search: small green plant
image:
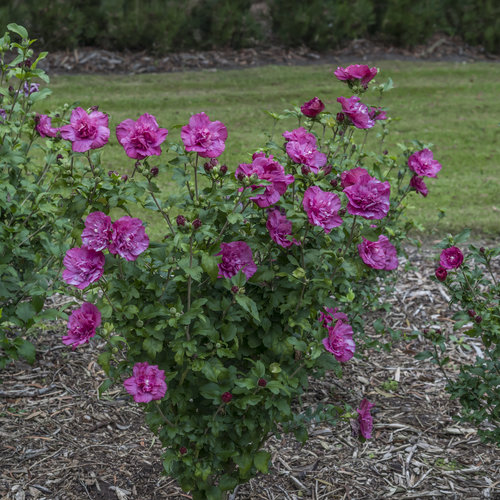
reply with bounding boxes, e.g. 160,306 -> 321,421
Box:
381,379 -> 399,392
418,231 -> 499,445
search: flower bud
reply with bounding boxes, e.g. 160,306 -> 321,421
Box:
150,166 -> 159,177
236,171 -> 245,181
176,215 -> 186,226
258,378 -> 267,387
56,154 -> 63,162
338,130 -> 344,137
467,309 -> 476,318
338,208 -> 346,217
301,165 -> 310,175
203,162 -> 213,172
210,158 -> 219,167
89,105 -> 99,112
336,112 -> 345,122
192,218 -> 202,230
108,170 -> 118,177
179,446 -> 187,455
435,266 -> 447,281
220,164 -> 228,175
221,392 -> 232,403
323,164 -> 332,175
330,178 -> 338,188
475,315 -> 483,324
231,286 -> 239,294
383,149 -> 388,155
121,174 -> 128,181
480,247 -> 485,254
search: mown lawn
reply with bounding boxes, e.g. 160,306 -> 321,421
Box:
41,61 -> 500,235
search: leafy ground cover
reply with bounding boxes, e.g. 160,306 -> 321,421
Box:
40,60 -> 500,236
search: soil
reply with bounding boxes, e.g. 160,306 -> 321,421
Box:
37,34 -> 500,76
1,242 -> 499,500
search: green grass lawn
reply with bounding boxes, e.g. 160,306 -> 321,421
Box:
42,61 -> 500,235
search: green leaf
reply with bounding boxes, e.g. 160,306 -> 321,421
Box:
201,254 -> 219,280
15,302 -> 36,324
234,453 -> 253,478
17,339 -> 35,364
7,23 -> 28,39
97,352 -> 112,373
415,351 -> 433,360
143,337 -> 163,357
235,295 -> 260,322
219,474 -> 238,491
98,378 -> 113,397
253,450 -> 270,473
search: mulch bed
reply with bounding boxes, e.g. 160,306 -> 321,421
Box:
1,240 -> 499,500
38,34 -> 500,76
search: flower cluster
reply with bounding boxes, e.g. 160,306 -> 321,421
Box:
435,246 -> 464,281
63,212 -> 149,290
320,309 -> 356,363
334,64 -> 378,89
337,96 -> 375,129
408,148 -> 442,198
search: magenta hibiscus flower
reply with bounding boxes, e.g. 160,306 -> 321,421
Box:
337,96 -> 375,129
236,154 -> 294,208
216,241 -> 257,279
116,113 -> 168,160
356,398 -> 375,439
59,107 -> 110,152
319,306 -> 349,328
123,362 -> 167,403
181,112 -> 228,158
409,175 -> 428,197
408,149 -> 442,178
439,246 -> 464,269
340,167 -> 370,189
322,320 -> 356,362
63,302 -> 101,349
283,127 -> 326,172
300,97 -> 325,118
344,174 -> 390,220
35,114 -> 59,138
303,186 -> 343,233
358,235 -> 398,270
108,216 -> 149,261
334,64 -> 377,89
62,247 -> 105,289
266,209 -> 300,248
81,211 -> 113,252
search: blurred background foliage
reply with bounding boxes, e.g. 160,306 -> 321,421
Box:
1,0 -> 499,53
0,0 -> 500,53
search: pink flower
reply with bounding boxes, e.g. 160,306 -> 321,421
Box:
340,167 -> 370,189
35,114 -> 59,138
337,96 -> 375,129
409,175 -> 428,197
334,65 -> 378,89
81,211 -> 113,251
181,112 -> 227,158
319,307 -> 348,327
63,302 -> 101,349
216,241 -> 257,280
62,247 -> 105,289
300,97 -> 325,117
356,398 -> 375,439
358,235 -> 398,270
266,209 -> 300,248
303,186 -> 343,233
322,320 -> 356,362
236,154 -> 294,207
59,107 -> 110,152
116,113 -> 168,160
344,174 -> 391,220
108,216 -> 149,261
283,128 -> 327,172
435,266 -> 447,281
123,362 -> 167,403
368,106 -> 387,121
439,247 -> 464,269
408,149 -> 442,178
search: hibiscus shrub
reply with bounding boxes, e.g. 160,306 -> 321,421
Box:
420,235 -> 499,444
57,62 -> 444,498
0,25 -> 147,367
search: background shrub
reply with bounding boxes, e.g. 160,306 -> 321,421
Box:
0,0 -> 499,54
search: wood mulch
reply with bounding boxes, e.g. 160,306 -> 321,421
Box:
37,34 -> 500,76
1,240 -> 499,500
